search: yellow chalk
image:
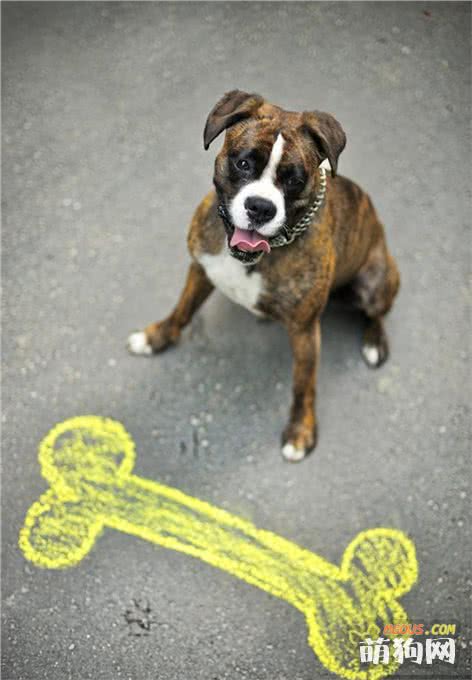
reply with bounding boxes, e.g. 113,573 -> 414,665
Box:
19,416 -> 418,679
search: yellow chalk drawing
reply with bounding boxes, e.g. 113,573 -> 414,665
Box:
19,416 -> 418,679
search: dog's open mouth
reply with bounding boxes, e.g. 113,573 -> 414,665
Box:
217,205 -> 271,264
229,227 -> 270,258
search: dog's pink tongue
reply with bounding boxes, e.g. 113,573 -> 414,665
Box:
230,227 -> 271,254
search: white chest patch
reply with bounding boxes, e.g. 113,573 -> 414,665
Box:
198,250 -> 264,316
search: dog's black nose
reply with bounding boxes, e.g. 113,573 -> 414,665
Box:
244,196 -> 277,224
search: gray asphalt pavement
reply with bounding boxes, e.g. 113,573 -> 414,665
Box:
2,2 -> 471,679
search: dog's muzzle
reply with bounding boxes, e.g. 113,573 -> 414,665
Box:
217,167 -> 327,265
217,205 -> 266,265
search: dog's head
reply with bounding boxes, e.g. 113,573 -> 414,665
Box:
204,90 -> 346,264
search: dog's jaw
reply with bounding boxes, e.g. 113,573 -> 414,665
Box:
229,243 -> 265,265
217,204 -> 266,266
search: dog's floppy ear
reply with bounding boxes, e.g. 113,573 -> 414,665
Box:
203,90 -> 264,150
302,111 -> 346,177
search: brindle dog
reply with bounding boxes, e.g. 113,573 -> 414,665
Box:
128,90 -> 400,462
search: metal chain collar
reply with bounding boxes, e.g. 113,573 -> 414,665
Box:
269,167 -> 327,248
217,166 -> 327,252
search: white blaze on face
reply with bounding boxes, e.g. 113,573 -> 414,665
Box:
229,134 -> 286,237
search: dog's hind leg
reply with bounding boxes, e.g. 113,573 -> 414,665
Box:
350,239 -> 400,368
127,262 -> 214,355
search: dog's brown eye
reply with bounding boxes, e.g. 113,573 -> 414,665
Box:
287,176 -> 304,188
236,159 -> 250,172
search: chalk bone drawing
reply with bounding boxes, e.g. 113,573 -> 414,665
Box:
19,416 -> 418,680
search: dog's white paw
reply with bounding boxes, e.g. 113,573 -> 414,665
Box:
127,331 -> 152,356
362,343 -> 380,367
281,442 -> 307,463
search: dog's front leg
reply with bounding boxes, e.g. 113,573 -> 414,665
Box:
281,318 -> 321,462
128,261 -> 214,355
